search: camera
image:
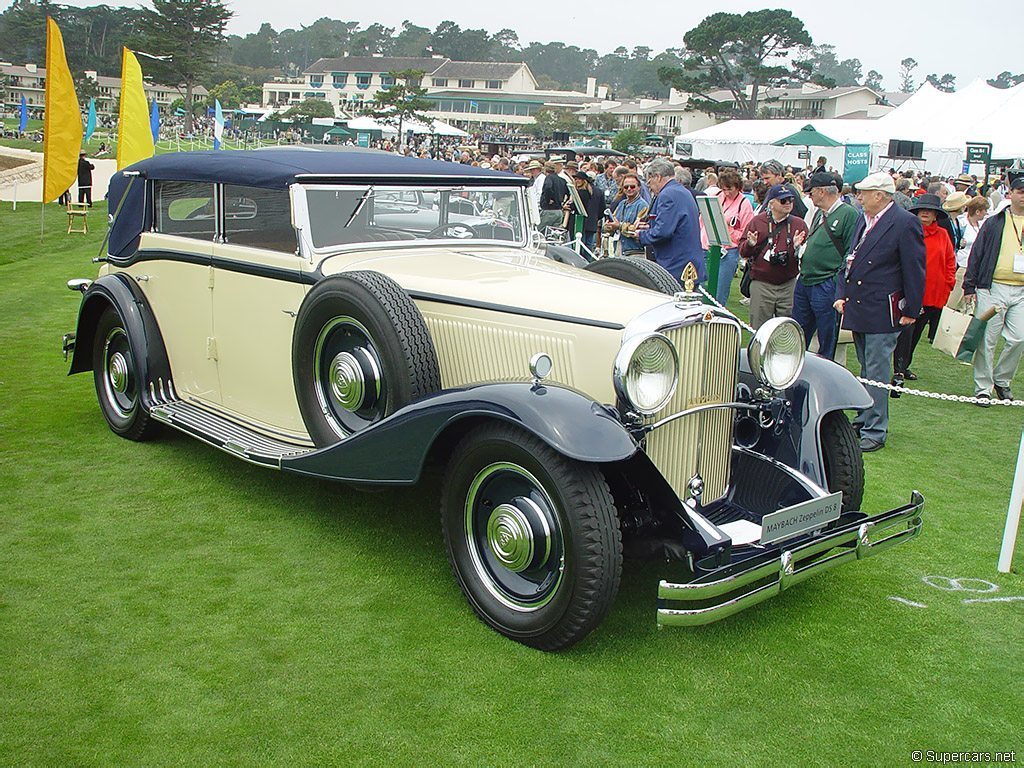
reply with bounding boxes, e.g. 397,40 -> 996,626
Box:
768,249 -> 790,266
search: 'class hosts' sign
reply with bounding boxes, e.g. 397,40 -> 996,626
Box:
844,145 -> 871,184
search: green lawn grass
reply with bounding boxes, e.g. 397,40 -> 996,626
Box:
1,202 -> 1021,765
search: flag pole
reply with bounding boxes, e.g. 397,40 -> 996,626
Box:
997,427 -> 1024,573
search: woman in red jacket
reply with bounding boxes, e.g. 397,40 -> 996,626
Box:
893,194 -> 957,385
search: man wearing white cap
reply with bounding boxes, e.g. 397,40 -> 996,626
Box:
834,171 -> 926,452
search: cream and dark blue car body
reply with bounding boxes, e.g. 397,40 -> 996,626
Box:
63,148 -> 923,649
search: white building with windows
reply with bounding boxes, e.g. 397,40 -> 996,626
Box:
261,56 -> 600,128
1,61 -> 206,116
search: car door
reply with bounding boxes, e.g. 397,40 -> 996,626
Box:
137,180 -> 220,404
211,183 -> 310,440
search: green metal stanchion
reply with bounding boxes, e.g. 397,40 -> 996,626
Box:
705,245 -> 722,305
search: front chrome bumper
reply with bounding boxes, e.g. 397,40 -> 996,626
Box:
656,491 -> 924,626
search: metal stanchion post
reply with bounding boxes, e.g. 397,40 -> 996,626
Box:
997,427 -> 1024,573
705,244 -> 722,306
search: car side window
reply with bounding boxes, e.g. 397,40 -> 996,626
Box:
223,185 -> 296,253
155,181 -> 216,240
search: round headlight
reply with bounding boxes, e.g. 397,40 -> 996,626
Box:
614,333 -> 679,415
748,317 -> 805,390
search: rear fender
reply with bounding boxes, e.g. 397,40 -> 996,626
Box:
68,273 -> 171,408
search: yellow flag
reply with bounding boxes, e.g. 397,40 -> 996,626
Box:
117,47 -> 155,170
42,17 -> 82,204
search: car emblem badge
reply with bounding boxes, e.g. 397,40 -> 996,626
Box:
703,310 -> 714,322
680,262 -> 699,293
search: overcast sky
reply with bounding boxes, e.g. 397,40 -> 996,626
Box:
28,0 -> 1016,90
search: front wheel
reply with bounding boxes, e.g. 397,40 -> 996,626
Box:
821,411 -> 864,513
441,424 -> 622,650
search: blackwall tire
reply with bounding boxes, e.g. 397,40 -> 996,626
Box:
584,256 -> 680,294
441,423 -> 622,651
820,411 -> 864,513
91,307 -> 158,441
293,271 -> 441,447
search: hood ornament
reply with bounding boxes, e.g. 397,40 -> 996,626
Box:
673,262 -> 704,307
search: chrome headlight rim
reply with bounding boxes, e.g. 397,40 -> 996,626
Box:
747,317 -> 806,390
613,332 -> 679,415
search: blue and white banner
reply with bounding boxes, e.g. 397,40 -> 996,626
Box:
213,99 -> 224,150
18,95 -> 28,133
150,100 -> 160,143
84,97 -> 96,142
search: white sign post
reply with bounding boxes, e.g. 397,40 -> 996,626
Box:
997,428 -> 1024,573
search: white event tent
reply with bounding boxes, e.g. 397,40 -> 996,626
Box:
344,115 -> 469,137
674,80 -> 1024,178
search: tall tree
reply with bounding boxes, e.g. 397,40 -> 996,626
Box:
898,57 -> 918,93
925,73 -> 956,92
282,97 -> 333,119
864,69 -> 884,91
793,44 -> 862,87
391,21 -> 431,57
658,10 -> 813,118
366,69 -> 435,151
349,22 -> 394,56
132,0 -> 233,132
230,22 -> 279,69
987,71 -> 1024,89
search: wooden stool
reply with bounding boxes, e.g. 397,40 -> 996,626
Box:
66,203 -> 89,234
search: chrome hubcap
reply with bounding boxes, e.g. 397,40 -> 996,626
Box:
486,503 -> 535,572
464,462 -> 563,611
329,351 -> 365,411
108,351 -> 129,394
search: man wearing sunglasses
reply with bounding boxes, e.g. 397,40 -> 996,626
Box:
739,184 -> 808,329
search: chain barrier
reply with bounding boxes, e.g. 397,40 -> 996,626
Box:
696,285 -> 1024,407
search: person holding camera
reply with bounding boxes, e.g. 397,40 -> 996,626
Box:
739,185 -> 808,329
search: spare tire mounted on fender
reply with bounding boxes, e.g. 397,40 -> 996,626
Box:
583,256 -> 681,295
293,271 -> 441,446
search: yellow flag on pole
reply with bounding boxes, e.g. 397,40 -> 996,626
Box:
117,47 -> 155,170
42,16 -> 82,204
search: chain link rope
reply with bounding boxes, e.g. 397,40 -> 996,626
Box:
695,284 -> 1024,408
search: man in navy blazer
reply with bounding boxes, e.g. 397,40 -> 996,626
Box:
636,158 -> 706,283
834,171 -> 926,452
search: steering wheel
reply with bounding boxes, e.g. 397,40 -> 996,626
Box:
426,222 -> 477,239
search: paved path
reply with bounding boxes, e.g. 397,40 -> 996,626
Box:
0,149 -> 116,203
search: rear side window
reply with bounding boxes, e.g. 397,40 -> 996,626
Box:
155,181 -> 215,240
223,185 -> 296,253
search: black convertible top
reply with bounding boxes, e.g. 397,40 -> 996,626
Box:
106,147 -> 527,258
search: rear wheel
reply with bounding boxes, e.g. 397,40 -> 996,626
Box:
441,423 -> 622,650
91,307 -> 158,441
820,411 -> 864,513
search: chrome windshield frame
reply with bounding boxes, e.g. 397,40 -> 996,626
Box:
294,182 -> 530,255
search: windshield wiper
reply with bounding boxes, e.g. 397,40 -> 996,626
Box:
344,186 -> 374,228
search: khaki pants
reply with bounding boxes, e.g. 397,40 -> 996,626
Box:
974,282 -> 1024,395
749,277 -> 797,330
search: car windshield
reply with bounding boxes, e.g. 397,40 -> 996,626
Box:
303,185 -> 526,250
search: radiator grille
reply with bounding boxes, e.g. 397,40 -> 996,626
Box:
644,320 -> 740,503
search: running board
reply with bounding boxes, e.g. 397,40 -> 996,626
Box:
149,399 -> 314,467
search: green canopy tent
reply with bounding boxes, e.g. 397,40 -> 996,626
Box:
326,126 -> 353,137
772,124 -> 842,165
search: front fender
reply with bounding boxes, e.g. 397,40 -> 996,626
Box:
67,273 -> 171,408
281,382 -> 638,484
740,353 -> 871,487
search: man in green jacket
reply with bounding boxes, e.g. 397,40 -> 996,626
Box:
793,172 -> 858,358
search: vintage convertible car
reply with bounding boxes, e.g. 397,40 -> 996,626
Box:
62,148 -> 923,650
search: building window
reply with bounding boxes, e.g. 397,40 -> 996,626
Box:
432,78 -> 448,87
332,73 -> 348,87
356,74 -> 371,89
458,79 -> 474,89
379,75 -> 395,87
309,75 -> 323,88
486,80 -> 501,89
